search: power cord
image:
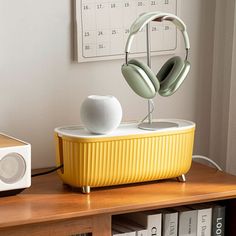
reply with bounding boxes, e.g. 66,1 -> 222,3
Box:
192,155 -> 222,171
31,156 -> 222,178
31,164 -> 64,177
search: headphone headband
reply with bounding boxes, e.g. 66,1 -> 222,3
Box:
125,11 -> 190,54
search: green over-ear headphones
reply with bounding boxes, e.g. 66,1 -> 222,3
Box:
121,12 -> 190,99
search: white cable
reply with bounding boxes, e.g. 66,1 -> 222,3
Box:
192,155 -> 223,171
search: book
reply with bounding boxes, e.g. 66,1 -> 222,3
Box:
113,215 -> 147,236
162,209 -> 178,236
124,210 -> 162,236
188,204 -> 212,236
211,204 -> 225,236
200,203 -> 225,236
173,206 -> 197,236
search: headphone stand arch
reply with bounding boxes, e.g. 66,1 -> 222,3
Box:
121,12 -> 191,131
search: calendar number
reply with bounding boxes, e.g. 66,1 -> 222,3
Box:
83,5 -> 89,10
97,4 -> 103,9
125,29 -> 130,34
138,2 -> 143,7
151,1 -> 157,6
84,32 -> 90,37
98,31 -> 104,36
78,0 -> 178,61
98,44 -> 105,49
152,26 -> 158,32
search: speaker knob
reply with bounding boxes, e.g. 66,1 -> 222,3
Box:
0,153 -> 26,184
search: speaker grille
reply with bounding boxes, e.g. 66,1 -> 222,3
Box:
0,153 -> 26,184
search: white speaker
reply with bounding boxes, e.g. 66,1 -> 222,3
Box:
0,133 -> 31,197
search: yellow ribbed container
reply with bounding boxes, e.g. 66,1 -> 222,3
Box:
55,120 -> 195,189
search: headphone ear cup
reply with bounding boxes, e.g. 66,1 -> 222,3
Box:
157,56 -> 190,96
129,59 -> 160,92
121,61 -> 156,99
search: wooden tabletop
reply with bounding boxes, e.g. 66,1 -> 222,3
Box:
1,162 -> 236,229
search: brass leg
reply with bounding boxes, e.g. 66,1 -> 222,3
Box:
82,186 -> 91,194
177,174 -> 186,182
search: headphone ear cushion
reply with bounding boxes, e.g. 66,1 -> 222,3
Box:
157,56 -> 190,96
129,59 -> 160,91
121,62 -> 156,99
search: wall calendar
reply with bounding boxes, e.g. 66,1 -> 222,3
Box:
74,0 -> 178,62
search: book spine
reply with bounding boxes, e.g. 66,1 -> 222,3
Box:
137,229 -> 148,236
211,206 -> 225,236
147,213 -> 162,236
163,212 -> 178,236
197,208 -> 212,236
178,210 -> 197,236
126,232 -> 136,236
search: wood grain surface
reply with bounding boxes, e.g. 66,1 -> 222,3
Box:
1,162 -> 236,232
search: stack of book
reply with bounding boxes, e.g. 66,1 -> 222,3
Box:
112,203 -> 225,236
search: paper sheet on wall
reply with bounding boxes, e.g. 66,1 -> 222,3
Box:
75,0 -> 178,62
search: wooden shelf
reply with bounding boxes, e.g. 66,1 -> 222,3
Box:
1,162 -> 236,235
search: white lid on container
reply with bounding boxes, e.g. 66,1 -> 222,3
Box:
55,119 -> 195,139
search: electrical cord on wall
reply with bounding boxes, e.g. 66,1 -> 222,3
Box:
192,155 -> 223,171
31,164 -> 64,177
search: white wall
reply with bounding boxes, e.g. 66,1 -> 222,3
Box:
0,0 -> 215,168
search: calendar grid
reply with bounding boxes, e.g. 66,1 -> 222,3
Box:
76,0 -> 178,62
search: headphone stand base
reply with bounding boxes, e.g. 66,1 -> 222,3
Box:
138,121 -> 179,131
